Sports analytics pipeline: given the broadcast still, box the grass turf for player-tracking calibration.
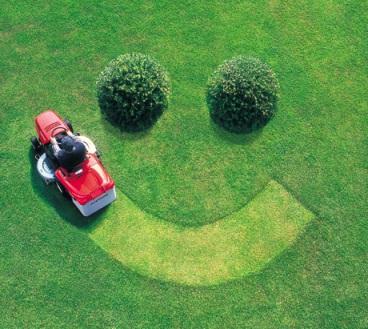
[89,180,313,285]
[0,0,367,328]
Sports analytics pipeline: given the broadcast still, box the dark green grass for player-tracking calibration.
[0,0,367,328]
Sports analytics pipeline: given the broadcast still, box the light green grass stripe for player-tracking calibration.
[89,180,313,285]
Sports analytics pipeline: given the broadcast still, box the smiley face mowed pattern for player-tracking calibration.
[1,1,366,328]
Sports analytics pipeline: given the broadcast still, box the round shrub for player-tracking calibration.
[96,53,170,132]
[207,56,279,133]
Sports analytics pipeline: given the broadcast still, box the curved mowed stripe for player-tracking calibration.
[89,180,314,285]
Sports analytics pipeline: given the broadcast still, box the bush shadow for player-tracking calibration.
[29,148,107,230]
[209,118,263,145]
[100,116,151,142]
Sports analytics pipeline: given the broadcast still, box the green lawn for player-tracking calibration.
[89,181,313,285]
[1,0,367,328]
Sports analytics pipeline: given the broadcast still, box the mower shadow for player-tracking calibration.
[29,148,106,230]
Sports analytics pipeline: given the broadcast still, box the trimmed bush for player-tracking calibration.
[207,56,279,133]
[97,53,170,132]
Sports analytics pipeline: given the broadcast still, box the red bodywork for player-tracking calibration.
[35,110,115,205]
[35,110,69,145]
[54,154,115,205]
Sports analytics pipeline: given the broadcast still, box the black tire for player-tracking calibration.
[31,136,40,150]
[63,119,74,133]
[31,136,42,157]
[56,180,70,199]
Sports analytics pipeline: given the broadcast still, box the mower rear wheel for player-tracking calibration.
[56,180,70,199]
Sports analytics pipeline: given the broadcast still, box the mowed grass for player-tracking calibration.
[89,181,313,285]
[0,0,367,328]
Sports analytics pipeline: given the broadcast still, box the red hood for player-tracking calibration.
[35,110,69,145]
[55,154,115,205]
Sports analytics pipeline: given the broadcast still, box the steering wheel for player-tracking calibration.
[50,126,68,140]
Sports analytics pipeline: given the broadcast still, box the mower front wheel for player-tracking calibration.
[31,137,42,155]
[63,119,74,133]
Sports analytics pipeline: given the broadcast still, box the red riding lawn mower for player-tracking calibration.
[31,110,116,216]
